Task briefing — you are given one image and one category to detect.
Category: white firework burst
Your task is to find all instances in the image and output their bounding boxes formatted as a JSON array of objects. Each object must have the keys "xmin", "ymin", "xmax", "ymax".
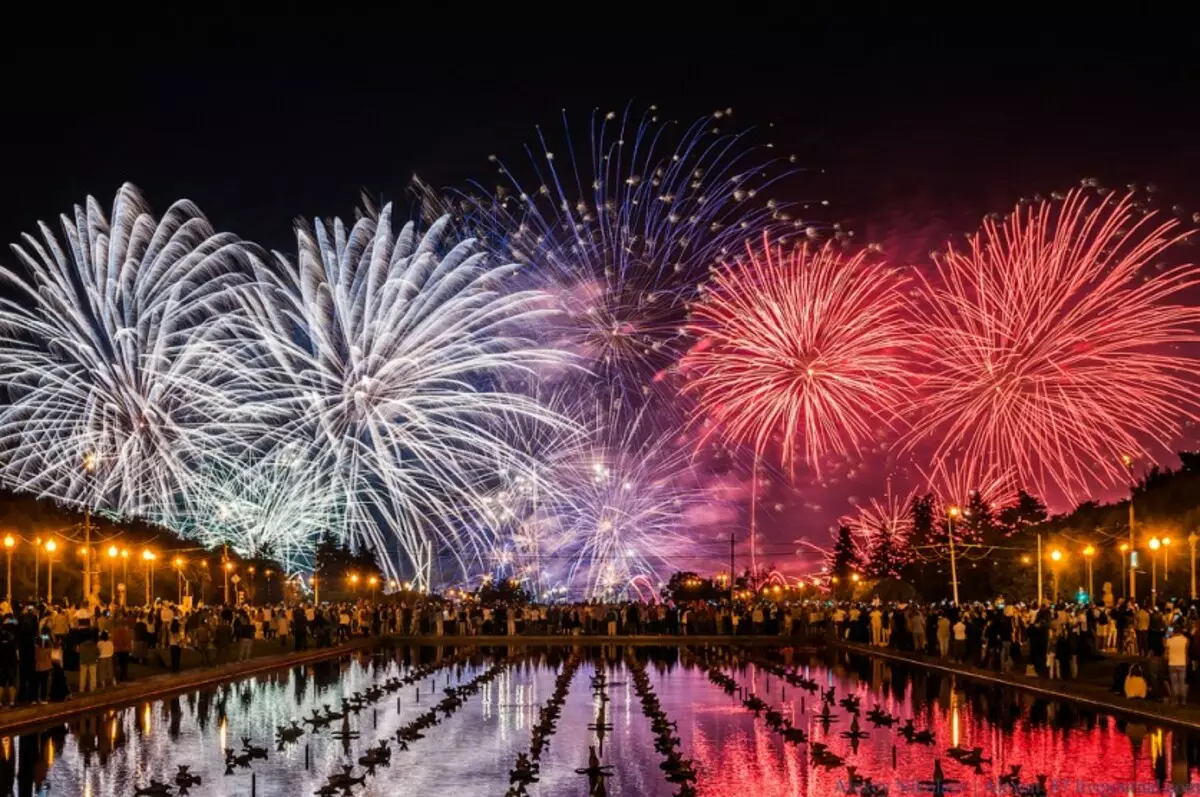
[
  {"xmin": 186, "ymin": 442, "xmax": 340, "ymax": 575},
  {"xmin": 0, "ymin": 183, "xmax": 254, "ymax": 522},
  {"xmin": 242, "ymin": 207, "xmax": 573, "ymax": 586}
]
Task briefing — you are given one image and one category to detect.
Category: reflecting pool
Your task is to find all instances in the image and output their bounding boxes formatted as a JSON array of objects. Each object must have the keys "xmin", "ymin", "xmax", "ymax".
[{"xmin": 2, "ymin": 644, "xmax": 1196, "ymax": 796}]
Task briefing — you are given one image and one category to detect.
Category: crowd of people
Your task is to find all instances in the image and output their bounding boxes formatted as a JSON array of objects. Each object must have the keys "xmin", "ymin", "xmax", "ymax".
[
  {"xmin": 1, "ymin": 588, "xmax": 1195, "ymax": 713},
  {"xmin": 822, "ymin": 597, "xmax": 1199, "ymax": 707}
]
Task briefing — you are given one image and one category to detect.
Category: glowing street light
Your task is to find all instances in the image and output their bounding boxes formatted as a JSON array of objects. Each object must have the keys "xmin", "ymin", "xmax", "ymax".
[
  {"xmin": 107, "ymin": 545, "xmax": 119, "ymax": 602},
  {"xmin": 946, "ymin": 505, "xmax": 961, "ymax": 605},
  {"xmin": 1163, "ymin": 536, "xmax": 1172, "ymax": 583},
  {"xmin": 45, "ymin": 539, "xmax": 57, "ymax": 603},
  {"xmin": 1190, "ymin": 534, "xmax": 1199, "ymax": 601},
  {"xmin": 1083, "ymin": 545, "xmax": 1095, "ymax": 602},
  {"xmin": 142, "ymin": 549, "xmax": 156, "ymax": 605},
  {"xmin": 1119, "ymin": 542, "xmax": 1130, "ymax": 600},
  {"xmin": 2, "ymin": 535, "xmax": 13, "ymax": 605},
  {"xmin": 1049, "ymin": 548, "xmax": 1063, "ymax": 603}
]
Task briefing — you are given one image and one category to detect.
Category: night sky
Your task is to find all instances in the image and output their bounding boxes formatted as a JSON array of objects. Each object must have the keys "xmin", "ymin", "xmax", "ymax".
[{"xmin": 4, "ymin": 17, "xmax": 1199, "ymax": 571}]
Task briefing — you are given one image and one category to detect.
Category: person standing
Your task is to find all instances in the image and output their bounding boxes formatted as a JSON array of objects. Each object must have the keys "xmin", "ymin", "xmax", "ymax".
[
  {"xmin": 869, "ymin": 607, "xmax": 884, "ymax": 646},
  {"xmin": 936, "ymin": 614, "xmax": 951, "ymax": 658},
  {"xmin": 168, "ymin": 620, "xmax": 183, "ymax": 672},
  {"xmin": 96, "ymin": 631, "xmax": 114, "ymax": 688},
  {"xmin": 1167, "ymin": 623, "xmax": 1190, "ymax": 706},
  {"xmin": 77, "ymin": 631, "xmax": 99, "ymax": 693},
  {"xmin": 33, "ymin": 639, "xmax": 52, "ymax": 704},
  {"xmin": 0, "ymin": 620, "xmax": 18, "ymax": 708},
  {"xmin": 112, "ymin": 620, "xmax": 132, "ymax": 681}
]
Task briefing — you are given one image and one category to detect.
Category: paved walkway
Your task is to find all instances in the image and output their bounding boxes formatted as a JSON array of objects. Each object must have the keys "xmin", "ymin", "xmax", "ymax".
[
  {"xmin": 0, "ymin": 638, "xmax": 381, "ymax": 735},
  {"xmin": 832, "ymin": 640, "xmax": 1200, "ymax": 730}
]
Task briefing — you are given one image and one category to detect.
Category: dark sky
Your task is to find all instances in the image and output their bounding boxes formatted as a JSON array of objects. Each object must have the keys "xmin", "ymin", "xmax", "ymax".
[
  {"xmin": 4, "ymin": 15, "xmax": 1199, "ymax": 568},
  {"xmin": 4, "ymin": 19, "xmax": 1199, "ymax": 255}
]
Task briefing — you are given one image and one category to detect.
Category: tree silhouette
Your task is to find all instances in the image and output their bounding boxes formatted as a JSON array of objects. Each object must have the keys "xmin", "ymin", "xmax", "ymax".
[
  {"xmin": 865, "ymin": 521, "xmax": 910, "ymax": 579},
  {"xmin": 829, "ymin": 526, "xmax": 863, "ymax": 578},
  {"xmin": 998, "ymin": 489, "xmax": 1047, "ymax": 535}
]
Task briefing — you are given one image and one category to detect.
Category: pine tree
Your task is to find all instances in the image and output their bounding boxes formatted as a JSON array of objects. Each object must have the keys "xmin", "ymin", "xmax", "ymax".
[
  {"xmin": 828, "ymin": 525, "xmax": 863, "ymax": 578},
  {"xmin": 865, "ymin": 521, "xmax": 910, "ymax": 579},
  {"xmin": 997, "ymin": 489, "xmax": 1048, "ymax": 535},
  {"xmin": 909, "ymin": 494, "xmax": 936, "ymax": 545},
  {"xmin": 959, "ymin": 491, "xmax": 998, "ymax": 545}
]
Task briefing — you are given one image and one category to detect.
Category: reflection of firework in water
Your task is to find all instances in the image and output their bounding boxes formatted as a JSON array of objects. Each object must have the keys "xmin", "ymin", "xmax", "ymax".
[
  {"xmin": 425, "ymin": 105, "xmax": 800, "ymax": 423},
  {"xmin": 912, "ymin": 188, "xmax": 1200, "ymax": 502},
  {"xmin": 683, "ymin": 237, "xmax": 917, "ymax": 476},
  {"xmin": 240, "ymin": 209, "xmax": 571, "ymax": 586},
  {"xmin": 548, "ymin": 411, "xmax": 711, "ymax": 599}
]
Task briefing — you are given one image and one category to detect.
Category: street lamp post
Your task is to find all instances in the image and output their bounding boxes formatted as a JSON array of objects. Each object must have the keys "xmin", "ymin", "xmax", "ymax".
[
  {"xmin": 368, "ymin": 575, "xmax": 378, "ymax": 602},
  {"xmin": 1083, "ymin": 545, "xmax": 1095, "ymax": 602},
  {"xmin": 1149, "ymin": 537, "xmax": 1161, "ymax": 603},
  {"xmin": 264, "ymin": 569, "xmax": 273, "ymax": 603},
  {"xmin": 82, "ymin": 451, "xmax": 97, "ymax": 604},
  {"xmin": 223, "ymin": 561, "xmax": 233, "ymax": 605},
  {"xmin": 120, "ymin": 550, "xmax": 129, "ymax": 606},
  {"xmin": 174, "ymin": 557, "xmax": 185, "ymax": 604},
  {"xmin": 1050, "ymin": 548, "xmax": 1063, "ymax": 603},
  {"xmin": 1190, "ymin": 534, "xmax": 1198, "ymax": 601},
  {"xmin": 45, "ymin": 539, "xmax": 57, "ymax": 603},
  {"xmin": 107, "ymin": 546, "xmax": 118, "ymax": 602},
  {"xmin": 1120, "ymin": 543, "xmax": 1130, "ymax": 600},
  {"xmin": 248, "ymin": 567, "xmax": 256, "ymax": 604},
  {"xmin": 2, "ymin": 535, "xmax": 13, "ymax": 604},
  {"xmin": 1123, "ymin": 454, "xmax": 1137, "ymax": 601},
  {"xmin": 142, "ymin": 550, "xmax": 155, "ymax": 605},
  {"xmin": 1163, "ymin": 537, "xmax": 1172, "ymax": 584},
  {"xmin": 947, "ymin": 506, "xmax": 961, "ymax": 606},
  {"xmin": 34, "ymin": 538, "xmax": 40, "ymax": 600},
  {"xmin": 1037, "ymin": 533, "xmax": 1044, "ymax": 606},
  {"xmin": 77, "ymin": 547, "xmax": 89, "ymax": 602}
]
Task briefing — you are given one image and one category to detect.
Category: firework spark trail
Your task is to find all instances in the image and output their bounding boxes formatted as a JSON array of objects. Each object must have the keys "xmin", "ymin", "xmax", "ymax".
[
  {"xmin": 912, "ymin": 188, "xmax": 1200, "ymax": 502},
  {"xmin": 420, "ymin": 105, "xmax": 802, "ymax": 427},
  {"xmin": 841, "ymin": 483, "xmax": 916, "ymax": 561},
  {"xmin": 0, "ymin": 184, "xmax": 256, "ymax": 523},
  {"xmin": 683, "ymin": 236, "xmax": 918, "ymax": 477},
  {"xmin": 917, "ymin": 458, "xmax": 1018, "ymax": 516},
  {"xmin": 240, "ymin": 207, "xmax": 574, "ymax": 586},
  {"xmin": 545, "ymin": 407, "xmax": 713, "ymax": 599},
  {"xmin": 185, "ymin": 442, "xmax": 340, "ymax": 575}
]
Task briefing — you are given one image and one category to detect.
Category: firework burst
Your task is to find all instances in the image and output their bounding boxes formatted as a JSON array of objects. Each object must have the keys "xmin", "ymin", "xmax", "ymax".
[
  {"xmin": 912, "ymin": 188, "xmax": 1200, "ymax": 501},
  {"xmin": 547, "ymin": 409, "xmax": 711, "ymax": 599},
  {"xmin": 187, "ymin": 442, "xmax": 340, "ymax": 574},
  {"xmin": 242, "ymin": 208, "xmax": 572, "ymax": 586},
  {"xmin": 0, "ymin": 184, "xmax": 254, "ymax": 522},
  {"xmin": 422, "ymin": 105, "xmax": 800, "ymax": 424},
  {"xmin": 683, "ymin": 236, "xmax": 917, "ymax": 476},
  {"xmin": 841, "ymin": 483, "xmax": 916, "ymax": 559}
]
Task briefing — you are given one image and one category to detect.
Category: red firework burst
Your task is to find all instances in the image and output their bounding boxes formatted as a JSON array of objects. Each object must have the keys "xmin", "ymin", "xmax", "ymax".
[
  {"xmin": 911, "ymin": 188, "xmax": 1200, "ymax": 501},
  {"xmin": 682, "ymin": 236, "xmax": 917, "ymax": 474}
]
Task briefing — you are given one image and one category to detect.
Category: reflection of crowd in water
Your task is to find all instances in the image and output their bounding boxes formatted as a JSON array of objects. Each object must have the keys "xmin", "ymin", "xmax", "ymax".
[
  {"xmin": 820, "ymin": 598, "xmax": 1200, "ymax": 706},
  {"xmin": 7, "ymin": 643, "xmax": 469, "ymax": 797}
]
